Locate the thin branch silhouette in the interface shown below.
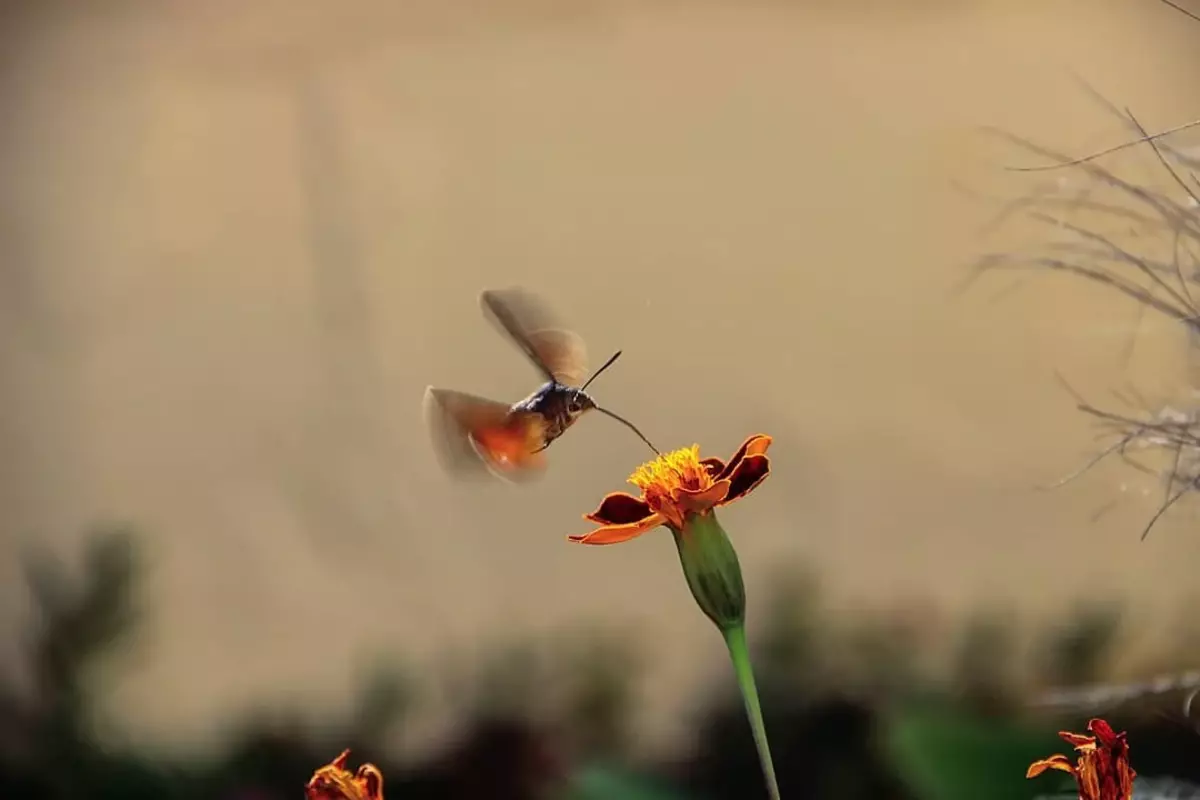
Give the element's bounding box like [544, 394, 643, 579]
[972, 79, 1200, 541]
[1158, 0, 1200, 25]
[1002, 118, 1200, 173]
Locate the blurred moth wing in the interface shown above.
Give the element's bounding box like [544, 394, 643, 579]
[422, 386, 548, 480]
[479, 288, 589, 387]
[525, 329, 588, 387]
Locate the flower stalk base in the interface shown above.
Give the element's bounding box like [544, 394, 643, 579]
[723, 624, 781, 800]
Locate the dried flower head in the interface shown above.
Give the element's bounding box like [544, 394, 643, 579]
[1027, 718, 1135, 800]
[305, 749, 384, 800]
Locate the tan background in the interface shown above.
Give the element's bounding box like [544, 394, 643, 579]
[2, 0, 1199, 756]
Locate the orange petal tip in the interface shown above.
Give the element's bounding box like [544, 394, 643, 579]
[1026, 755, 1073, 778]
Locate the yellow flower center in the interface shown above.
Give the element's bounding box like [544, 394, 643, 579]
[628, 444, 713, 513]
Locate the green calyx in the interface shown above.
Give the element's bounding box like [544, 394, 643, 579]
[671, 510, 746, 632]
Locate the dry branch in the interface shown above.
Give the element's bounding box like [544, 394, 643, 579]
[973, 80, 1200, 540]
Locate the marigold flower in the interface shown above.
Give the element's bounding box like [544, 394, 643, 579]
[568, 433, 779, 798]
[1026, 718, 1135, 800]
[570, 434, 772, 632]
[570, 434, 772, 544]
[305, 749, 384, 800]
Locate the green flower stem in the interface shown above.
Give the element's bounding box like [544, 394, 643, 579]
[672, 511, 778, 797]
[722, 623, 781, 800]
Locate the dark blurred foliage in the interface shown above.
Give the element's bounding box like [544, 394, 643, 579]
[952, 609, 1021, 715]
[2, 529, 1199, 800]
[1034, 601, 1124, 691]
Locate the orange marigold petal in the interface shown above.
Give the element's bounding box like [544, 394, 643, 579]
[675, 481, 730, 514]
[569, 514, 665, 545]
[1060, 731, 1096, 748]
[701, 457, 726, 478]
[715, 434, 772, 480]
[1027, 755, 1075, 779]
[720, 453, 770, 506]
[742, 434, 773, 457]
[585, 492, 655, 525]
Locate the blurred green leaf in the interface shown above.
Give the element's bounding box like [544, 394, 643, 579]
[564, 763, 694, 800]
[881, 700, 1069, 800]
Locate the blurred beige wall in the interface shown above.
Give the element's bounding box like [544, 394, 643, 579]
[2, 0, 1199, 754]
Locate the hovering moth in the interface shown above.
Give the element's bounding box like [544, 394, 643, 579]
[423, 287, 657, 481]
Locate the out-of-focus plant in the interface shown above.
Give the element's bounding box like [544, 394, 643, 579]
[837, 612, 928, 698]
[9, 523, 1200, 799]
[753, 567, 825, 696]
[454, 639, 550, 723]
[0, 525, 153, 800]
[348, 659, 417, 748]
[1035, 602, 1124, 690]
[565, 763, 695, 800]
[554, 626, 642, 760]
[24, 525, 141, 725]
[951, 609, 1020, 713]
[882, 699, 1061, 800]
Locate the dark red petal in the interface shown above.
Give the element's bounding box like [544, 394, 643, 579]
[1087, 719, 1120, 747]
[715, 434, 772, 480]
[721, 454, 771, 505]
[701, 457, 726, 478]
[585, 492, 654, 525]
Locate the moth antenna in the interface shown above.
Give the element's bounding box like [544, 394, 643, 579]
[580, 350, 622, 392]
[596, 406, 660, 455]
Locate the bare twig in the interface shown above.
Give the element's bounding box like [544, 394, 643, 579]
[1038, 432, 1141, 490]
[1029, 211, 1198, 317]
[970, 76, 1200, 541]
[1001, 118, 1200, 173]
[1124, 107, 1200, 212]
[1158, 0, 1200, 25]
[983, 126, 1200, 238]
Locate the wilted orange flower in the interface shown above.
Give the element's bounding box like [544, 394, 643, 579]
[305, 749, 384, 800]
[569, 434, 772, 544]
[1026, 718, 1135, 800]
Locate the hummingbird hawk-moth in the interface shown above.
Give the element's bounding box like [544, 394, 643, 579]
[423, 287, 658, 481]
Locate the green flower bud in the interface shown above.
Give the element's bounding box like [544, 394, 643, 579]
[672, 511, 746, 632]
